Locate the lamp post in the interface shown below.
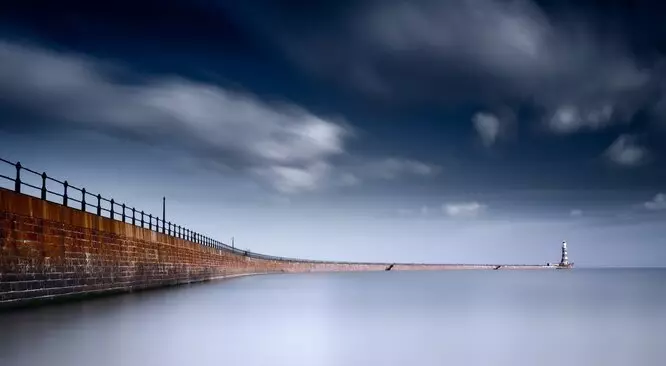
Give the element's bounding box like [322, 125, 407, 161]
[162, 196, 166, 233]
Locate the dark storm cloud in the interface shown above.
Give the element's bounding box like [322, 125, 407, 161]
[221, 0, 665, 134]
[0, 0, 248, 48]
[2, 0, 666, 195]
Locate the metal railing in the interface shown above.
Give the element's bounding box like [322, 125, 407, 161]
[0, 157, 361, 264]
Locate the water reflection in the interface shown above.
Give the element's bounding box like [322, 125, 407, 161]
[1, 269, 665, 366]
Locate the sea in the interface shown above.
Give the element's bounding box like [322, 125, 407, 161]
[1, 269, 664, 366]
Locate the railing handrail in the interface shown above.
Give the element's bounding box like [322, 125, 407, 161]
[0, 157, 392, 265]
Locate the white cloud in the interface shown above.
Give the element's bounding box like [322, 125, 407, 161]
[603, 134, 648, 167]
[570, 209, 583, 217]
[644, 193, 666, 210]
[472, 112, 500, 147]
[352, 157, 441, 181]
[0, 41, 350, 193]
[443, 202, 487, 218]
[548, 104, 615, 134]
[252, 162, 332, 194]
[0, 40, 439, 194]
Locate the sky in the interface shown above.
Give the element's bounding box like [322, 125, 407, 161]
[1, 0, 665, 267]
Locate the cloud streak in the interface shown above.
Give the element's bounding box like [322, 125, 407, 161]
[603, 134, 649, 167]
[472, 112, 501, 147]
[644, 193, 666, 210]
[0, 40, 437, 193]
[570, 209, 583, 217]
[548, 104, 616, 134]
[443, 202, 487, 218]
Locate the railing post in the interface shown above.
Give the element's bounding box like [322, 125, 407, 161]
[148, 214, 152, 230]
[40, 172, 47, 200]
[122, 204, 126, 222]
[140, 211, 144, 227]
[97, 194, 102, 216]
[132, 208, 136, 225]
[63, 181, 69, 207]
[110, 199, 114, 219]
[14, 162, 21, 193]
[167, 222, 171, 236]
[81, 188, 86, 211]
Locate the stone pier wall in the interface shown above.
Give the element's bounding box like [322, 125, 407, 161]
[0, 188, 400, 308]
[0, 188, 552, 309]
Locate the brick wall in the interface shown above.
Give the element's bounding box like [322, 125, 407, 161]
[1, 187, 541, 308]
[1, 188, 403, 308]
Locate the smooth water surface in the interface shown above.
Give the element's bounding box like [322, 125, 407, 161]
[1, 269, 665, 366]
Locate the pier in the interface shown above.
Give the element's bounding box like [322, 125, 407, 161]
[1, 158, 571, 309]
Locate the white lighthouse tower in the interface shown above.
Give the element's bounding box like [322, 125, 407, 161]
[559, 240, 570, 267]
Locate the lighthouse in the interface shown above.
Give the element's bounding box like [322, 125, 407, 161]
[559, 240, 569, 267]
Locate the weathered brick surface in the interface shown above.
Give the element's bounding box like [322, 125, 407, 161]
[1, 188, 550, 307]
[0, 188, 399, 307]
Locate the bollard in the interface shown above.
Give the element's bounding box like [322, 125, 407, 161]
[63, 181, 69, 207]
[14, 162, 21, 193]
[40, 172, 47, 200]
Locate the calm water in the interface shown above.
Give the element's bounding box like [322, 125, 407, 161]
[1, 269, 665, 366]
